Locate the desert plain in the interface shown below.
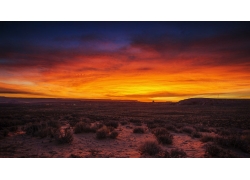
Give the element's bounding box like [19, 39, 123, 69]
[0, 98, 250, 158]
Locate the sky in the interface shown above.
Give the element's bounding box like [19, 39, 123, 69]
[0, 22, 250, 102]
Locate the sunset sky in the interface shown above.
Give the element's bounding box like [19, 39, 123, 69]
[0, 22, 250, 102]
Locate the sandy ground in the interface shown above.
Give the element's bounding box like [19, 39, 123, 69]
[0, 122, 209, 158]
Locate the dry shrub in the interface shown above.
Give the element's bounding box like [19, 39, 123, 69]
[205, 143, 238, 158]
[218, 129, 232, 136]
[181, 126, 195, 134]
[56, 128, 74, 144]
[120, 121, 128, 125]
[157, 134, 173, 144]
[104, 121, 119, 128]
[133, 127, 145, 134]
[47, 120, 61, 129]
[139, 141, 162, 156]
[170, 148, 187, 158]
[154, 119, 164, 124]
[157, 150, 170, 158]
[25, 122, 59, 138]
[96, 126, 109, 139]
[90, 123, 103, 132]
[165, 124, 177, 132]
[201, 134, 214, 142]
[109, 131, 119, 139]
[147, 123, 157, 130]
[8, 126, 18, 132]
[74, 122, 93, 134]
[88, 149, 101, 157]
[194, 125, 211, 132]
[25, 123, 42, 136]
[3, 129, 9, 137]
[134, 122, 142, 126]
[107, 126, 115, 132]
[130, 119, 141, 124]
[38, 127, 52, 138]
[152, 127, 168, 136]
[69, 120, 80, 127]
[70, 154, 82, 158]
[191, 131, 202, 138]
[216, 135, 250, 153]
[152, 127, 173, 144]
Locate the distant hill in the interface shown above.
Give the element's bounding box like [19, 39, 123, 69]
[177, 98, 250, 106]
[0, 97, 138, 104]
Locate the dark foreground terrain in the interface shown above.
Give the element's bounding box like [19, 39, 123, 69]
[0, 98, 250, 158]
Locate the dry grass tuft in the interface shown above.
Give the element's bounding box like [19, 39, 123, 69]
[170, 148, 187, 158]
[139, 141, 162, 156]
[109, 131, 119, 139]
[104, 121, 119, 128]
[201, 134, 214, 142]
[205, 143, 238, 158]
[56, 128, 74, 144]
[96, 126, 109, 139]
[74, 122, 93, 134]
[152, 127, 173, 144]
[133, 127, 145, 134]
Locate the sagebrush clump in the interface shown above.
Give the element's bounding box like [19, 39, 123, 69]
[56, 128, 74, 144]
[96, 126, 109, 139]
[139, 141, 162, 156]
[109, 131, 119, 139]
[133, 127, 145, 134]
[74, 122, 93, 134]
[152, 127, 173, 144]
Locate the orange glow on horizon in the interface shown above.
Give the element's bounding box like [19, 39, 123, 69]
[1, 56, 250, 102]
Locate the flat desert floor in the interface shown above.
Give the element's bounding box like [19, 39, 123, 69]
[0, 101, 250, 158]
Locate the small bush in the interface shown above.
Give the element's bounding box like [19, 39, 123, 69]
[157, 150, 170, 158]
[156, 133, 173, 144]
[152, 127, 173, 144]
[104, 121, 119, 128]
[130, 119, 141, 124]
[107, 126, 115, 132]
[147, 123, 157, 130]
[74, 122, 93, 134]
[216, 135, 250, 153]
[205, 143, 237, 158]
[25, 123, 42, 136]
[133, 127, 145, 134]
[96, 126, 109, 139]
[165, 124, 177, 132]
[170, 148, 187, 158]
[191, 131, 202, 138]
[3, 129, 9, 137]
[194, 125, 211, 132]
[38, 127, 50, 138]
[218, 129, 232, 136]
[120, 121, 128, 125]
[47, 120, 61, 129]
[134, 122, 142, 126]
[88, 149, 101, 157]
[181, 126, 195, 134]
[139, 141, 162, 156]
[154, 120, 164, 124]
[8, 126, 18, 132]
[70, 154, 82, 158]
[56, 128, 74, 144]
[69, 120, 80, 127]
[90, 123, 103, 132]
[201, 134, 214, 142]
[152, 127, 168, 136]
[109, 131, 119, 139]
[38, 127, 56, 138]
